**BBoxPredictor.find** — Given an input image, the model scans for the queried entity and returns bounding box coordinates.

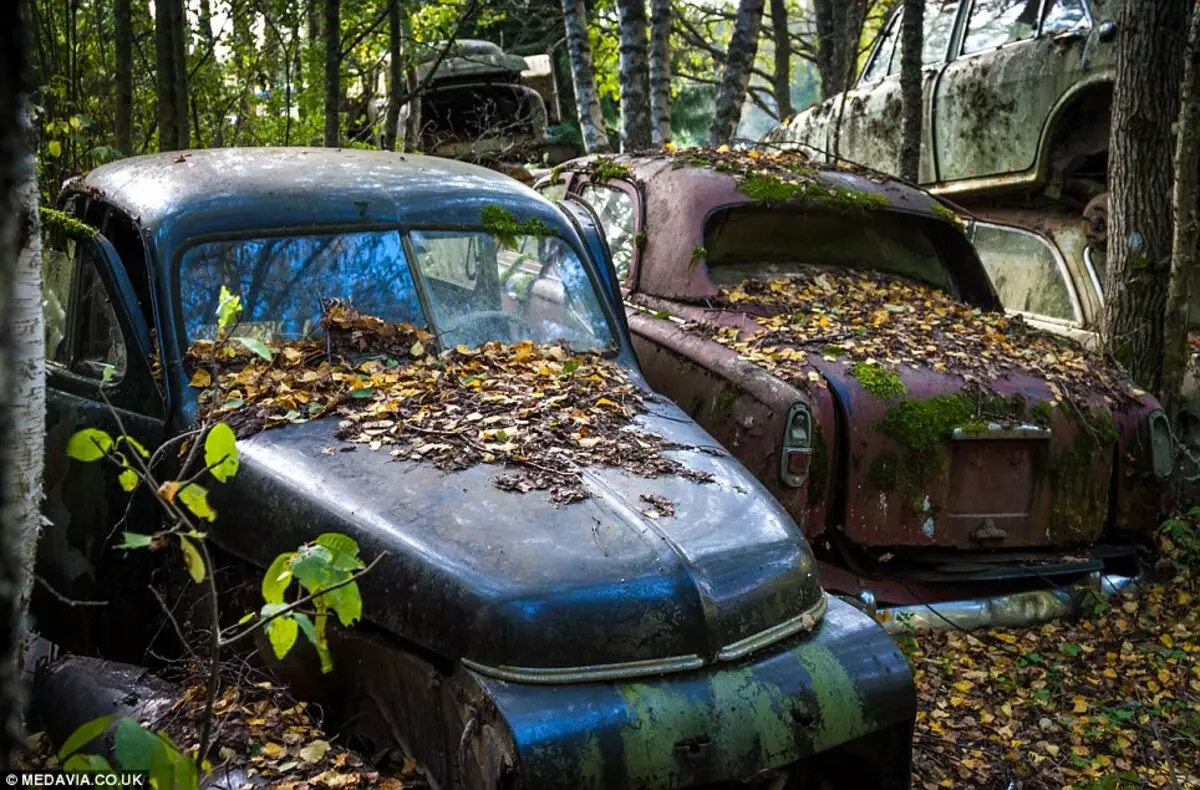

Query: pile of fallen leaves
[189,302,708,504]
[909,527,1200,789]
[23,677,415,789]
[689,272,1138,406]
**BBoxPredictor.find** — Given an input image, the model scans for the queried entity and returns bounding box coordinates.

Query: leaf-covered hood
[208,398,825,673]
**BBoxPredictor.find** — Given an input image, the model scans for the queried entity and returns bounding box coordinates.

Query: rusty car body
[539,152,1169,631]
[405,39,549,162]
[763,0,1117,206]
[964,206,1200,459]
[34,148,916,789]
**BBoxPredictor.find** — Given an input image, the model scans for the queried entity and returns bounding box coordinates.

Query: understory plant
[54,288,382,788]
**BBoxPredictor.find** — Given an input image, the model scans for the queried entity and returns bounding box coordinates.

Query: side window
[1042,0,1088,35]
[923,1,962,64]
[539,182,567,202]
[862,12,902,83]
[962,0,1039,55]
[42,234,128,380]
[577,183,637,283]
[973,224,1078,322]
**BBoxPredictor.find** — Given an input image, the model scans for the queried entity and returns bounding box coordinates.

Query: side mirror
[1097,20,1117,42]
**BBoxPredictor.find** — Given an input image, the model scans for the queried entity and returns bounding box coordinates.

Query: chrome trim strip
[462,594,831,684]
[716,594,829,662]
[461,654,707,684]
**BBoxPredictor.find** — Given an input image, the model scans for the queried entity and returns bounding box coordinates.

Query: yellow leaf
[1072,696,1088,714]
[1179,591,1192,606]
[190,368,212,388]
[300,740,331,764]
[716,144,731,153]
[119,468,138,492]
[1045,743,1060,756]
[178,534,206,583]
[410,341,425,357]
[594,397,619,409]
[47,140,62,158]
[157,480,180,503]
[953,680,973,693]
[261,742,286,759]
[1160,634,1174,649]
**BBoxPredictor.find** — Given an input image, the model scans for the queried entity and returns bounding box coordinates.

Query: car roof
[76,147,568,257]
[558,151,991,303]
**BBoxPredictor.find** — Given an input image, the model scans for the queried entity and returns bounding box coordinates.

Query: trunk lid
[810,357,1116,550]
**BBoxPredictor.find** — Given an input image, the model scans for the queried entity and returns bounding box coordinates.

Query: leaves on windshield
[686,271,1140,406]
[189,302,711,504]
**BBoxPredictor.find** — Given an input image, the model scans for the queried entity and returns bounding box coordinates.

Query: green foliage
[1160,507,1200,570]
[480,204,549,250]
[66,428,113,462]
[204,423,239,483]
[59,716,198,789]
[41,208,98,249]
[252,533,366,673]
[690,244,706,268]
[738,173,892,210]
[216,286,242,336]
[851,363,906,400]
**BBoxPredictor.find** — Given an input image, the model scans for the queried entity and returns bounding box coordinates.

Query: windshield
[178,228,616,352]
[703,207,959,296]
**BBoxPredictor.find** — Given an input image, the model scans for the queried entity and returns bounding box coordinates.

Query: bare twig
[148,584,198,659]
[34,574,108,607]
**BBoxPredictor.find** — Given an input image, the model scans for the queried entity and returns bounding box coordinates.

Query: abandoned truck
[538,150,1169,630]
[35,148,917,789]
[762,0,1115,215]
[404,38,549,162]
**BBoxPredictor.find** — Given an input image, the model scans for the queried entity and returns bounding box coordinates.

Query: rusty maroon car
[538,149,1170,630]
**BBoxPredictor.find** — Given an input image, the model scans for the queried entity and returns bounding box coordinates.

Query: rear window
[702,207,958,296]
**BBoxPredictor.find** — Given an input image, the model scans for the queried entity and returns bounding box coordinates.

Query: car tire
[1083,192,1108,249]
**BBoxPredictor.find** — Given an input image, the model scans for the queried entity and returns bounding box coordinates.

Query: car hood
[210,396,824,674]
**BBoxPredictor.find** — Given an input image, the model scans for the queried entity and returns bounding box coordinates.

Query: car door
[932,0,1094,183]
[37,221,166,658]
[834,0,960,182]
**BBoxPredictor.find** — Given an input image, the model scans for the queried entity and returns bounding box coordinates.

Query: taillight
[1147,409,1172,480]
[780,403,813,488]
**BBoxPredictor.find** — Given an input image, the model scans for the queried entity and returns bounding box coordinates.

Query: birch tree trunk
[155,0,179,150]
[898,0,924,182]
[323,0,341,147]
[648,0,671,146]
[170,0,189,149]
[770,0,791,121]
[0,0,41,765]
[561,0,610,153]
[616,0,652,152]
[383,0,402,151]
[115,0,132,155]
[1102,0,1189,392]
[1162,1,1200,416]
[709,0,765,146]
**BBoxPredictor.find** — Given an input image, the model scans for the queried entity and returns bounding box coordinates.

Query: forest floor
[908,517,1200,789]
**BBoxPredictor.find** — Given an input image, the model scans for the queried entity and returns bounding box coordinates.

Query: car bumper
[467,595,915,789]
[861,571,1141,633]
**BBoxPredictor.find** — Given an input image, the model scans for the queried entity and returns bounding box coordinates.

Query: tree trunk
[898,0,924,182]
[616,0,652,152]
[561,0,610,153]
[813,0,867,98]
[115,0,132,155]
[323,0,341,147]
[0,0,41,767]
[770,0,791,121]
[170,0,189,150]
[198,0,215,47]
[384,0,402,151]
[1162,2,1200,416]
[1101,0,1190,392]
[648,0,671,145]
[155,0,178,150]
[402,63,421,152]
[709,0,765,146]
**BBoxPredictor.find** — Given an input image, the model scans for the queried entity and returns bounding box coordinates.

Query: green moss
[590,156,632,182]
[714,387,737,415]
[1046,405,1119,541]
[41,207,97,249]
[548,165,563,185]
[738,173,891,211]
[634,231,647,250]
[930,203,964,230]
[1032,400,1055,426]
[870,392,1029,505]
[851,363,906,400]
[822,345,848,357]
[481,204,549,249]
[690,244,706,269]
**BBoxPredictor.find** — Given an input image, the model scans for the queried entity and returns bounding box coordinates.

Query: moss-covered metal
[738,173,891,211]
[808,419,829,506]
[851,363,906,400]
[41,207,98,249]
[480,204,549,249]
[1045,404,1118,540]
[589,156,633,182]
[690,244,706,268]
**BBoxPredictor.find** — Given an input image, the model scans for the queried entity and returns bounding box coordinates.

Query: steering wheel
[440,311,534,344]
